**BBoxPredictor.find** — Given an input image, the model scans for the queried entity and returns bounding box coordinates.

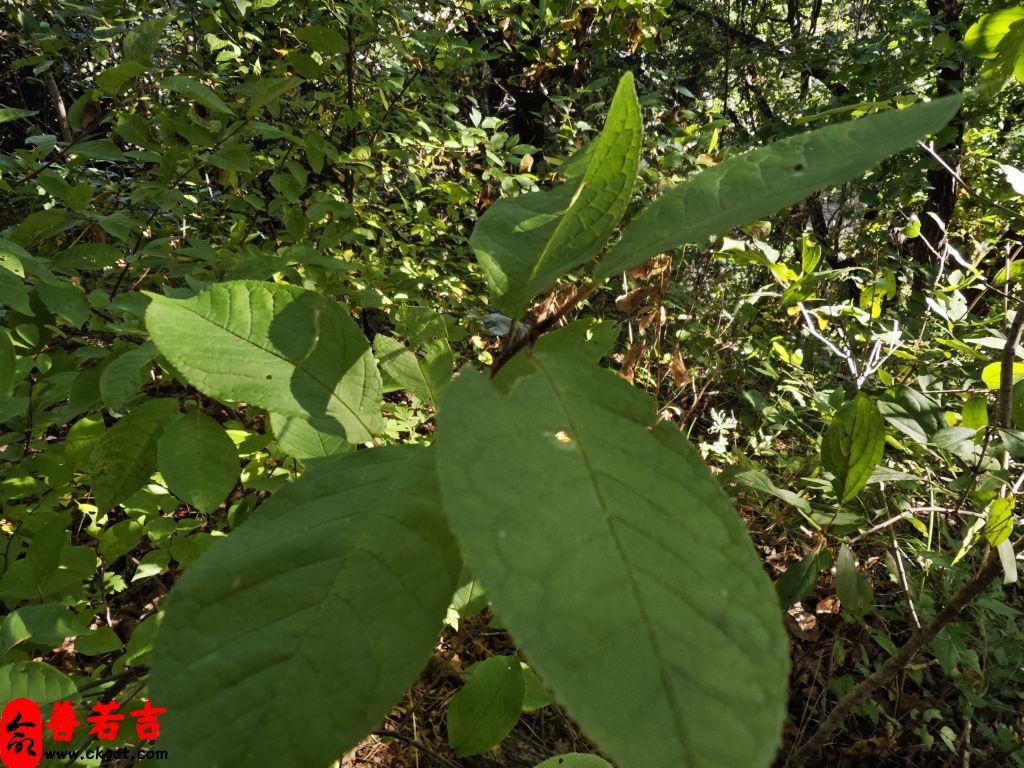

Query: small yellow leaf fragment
[984,496,1015,546]
[998,539,1018,585]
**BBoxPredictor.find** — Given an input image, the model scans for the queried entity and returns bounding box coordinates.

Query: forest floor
[339,505,923,768]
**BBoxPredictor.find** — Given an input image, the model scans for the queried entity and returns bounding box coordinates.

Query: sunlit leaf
[146,281,382,442]
[821,393,885,504]
[984,496,1015,547]
[472,73,642,320]
[596,96,962,278]
[964,7,1024,57]
[981,360,1024,389]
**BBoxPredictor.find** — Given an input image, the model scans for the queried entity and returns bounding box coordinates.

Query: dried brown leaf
[614,286,655,314]
[816,595,841,615]
[618,342,643,383]
[637,305,665,334]
[785,604,817,638]
[670,345,688,387]
[625,254,671,280]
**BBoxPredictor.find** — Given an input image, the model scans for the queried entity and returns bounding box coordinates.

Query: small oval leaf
[157,410,239,513]
[447,655,525,757]
[821,393,885,504]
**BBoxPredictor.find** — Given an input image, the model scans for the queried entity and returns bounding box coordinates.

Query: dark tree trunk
[912,0,964,266]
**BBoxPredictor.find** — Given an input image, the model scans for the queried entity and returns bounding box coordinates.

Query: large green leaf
[437,352,788,768]
[157,409,239,513]
[145,281,382,442]
[0,662,76,704]
[594,95,962,279]
[821,393,885,504]
[89,398,181,510]
[148,446,460,768]
[471,73,642,320]
[964,7,1024,57]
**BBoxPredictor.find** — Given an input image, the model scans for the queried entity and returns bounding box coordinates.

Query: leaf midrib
[532,357,695,767]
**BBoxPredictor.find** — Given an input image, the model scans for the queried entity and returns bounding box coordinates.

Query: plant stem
[43,69,72,142]
[371,729,461,768]
[794,290,1024,764]
[790,549,1002,766]
[997,305,1024,434]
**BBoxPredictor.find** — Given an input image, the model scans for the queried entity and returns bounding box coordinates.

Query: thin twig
[797,302,853,367]
[795,268,1024,763]
[917,141,1024,227]
[790,549,1002,766]
[850,510,916,543]
[43,69,73,142]
[890,525,921,628]
[997,306,1024,438]
[961,713,972,768]
[371,730,461,768]
[849,506,959,543]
